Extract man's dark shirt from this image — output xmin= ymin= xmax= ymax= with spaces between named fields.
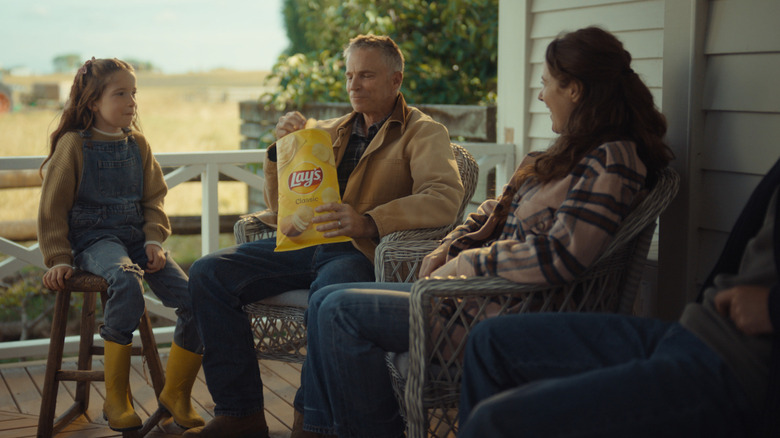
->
xmin=336 ymin=113 xmax=390 ymax=198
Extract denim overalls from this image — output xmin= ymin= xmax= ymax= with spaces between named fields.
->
xmin=68 ymin=129 xmax=202 ymax=353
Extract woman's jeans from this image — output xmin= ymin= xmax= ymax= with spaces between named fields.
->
xmin=459 ymin=313 xmax=758 ymax=438
xmin=297 ymin=282 xmax=412 ymax=438
xmin=188 ymin=239 xmax=374 ymax=417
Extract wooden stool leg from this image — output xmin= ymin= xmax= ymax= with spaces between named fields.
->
xmin=73 ymin=291 xmax=98 ymax=409
xmin=138 ymin=309 xmax=165 ymax=395
xmin=37 ymin=290 xmax=73 ymax=438
xmin=138 ymin=309 xmax=171 ymax=437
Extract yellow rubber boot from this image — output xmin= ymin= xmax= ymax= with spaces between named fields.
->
xmin=158 ymin=342 xmax=205 ymax=429
xmin=103 ymin=340 xmax=142 ymax=431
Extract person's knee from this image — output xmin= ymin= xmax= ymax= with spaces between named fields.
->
xmin=469 ymin=316 xmax=505 ymax=348
xmin=317 ymin=290 xmax=353 ymax=328
xmin=187 ymin=256 xmax=221 ymax=308
xmin=462 ymin=391 xmax=527 ymax=438
xmin=305 ymin=287 xmax=329 ymax=326
xmin=461 ymin=398 xmax=499 ymax=437
xmin=466 ymin=316 xmax=525 ymax=366
xmin=108 ymin=262 xmax=144 ymax=286
xmin=312 ymin=283 xmax=356 ymax=313
xmin=107 ymin=264 xmax=146 ymax=306
xmin=188 ymin=254 xmax=215 ymax=281
xmin=470 ymin=317 xmax=497 ymax=343
xmin=316 ymin=289 xmax=344 ymax=315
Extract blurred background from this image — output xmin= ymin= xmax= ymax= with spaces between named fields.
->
xmin=0 ymin=0 xmax=498 ymax=344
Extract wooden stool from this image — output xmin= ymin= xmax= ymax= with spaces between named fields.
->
xmin=37 ymin=271 xmax=170 ymax=437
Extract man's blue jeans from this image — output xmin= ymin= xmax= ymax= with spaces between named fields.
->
xmin=459 ymin=313 xmax=758 ymax=438
xmin=298 ymin=282 xmax=412 ymax=438
xmin=188 ymin=239 xmax=374 ymax=417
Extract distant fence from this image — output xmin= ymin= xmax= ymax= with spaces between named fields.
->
xmin=0 ymin=167 xmax=242 ymax=241
xmin=0 ymin=151 xmax=266 ymax=282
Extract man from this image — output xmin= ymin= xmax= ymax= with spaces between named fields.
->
xmin=458 ymin=156 xmax=780 ymax=438
xmin=183 ymin=35 xmax=464 ymax=437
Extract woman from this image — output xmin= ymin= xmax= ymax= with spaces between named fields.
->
xmin=293 ymin=26 xmax=675 ymax=438
xmin=458 ymin=155 xmax=780 ymax=438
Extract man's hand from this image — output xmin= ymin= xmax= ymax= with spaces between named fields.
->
xmin=313 ymin=203 xmax=378 ymax=239
xmin=43 ymin=265 xmax=74 ymax=291
xmin=275 ymin=111 xmax=307 ymax=139
xmin=714 ymin=285 xmax=773 ymax=336
xmin=145 ymin=244 xmax=166 ymax=273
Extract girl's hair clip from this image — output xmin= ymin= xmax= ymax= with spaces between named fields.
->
xmin=78 ymin=56 xmax=97 ymax=75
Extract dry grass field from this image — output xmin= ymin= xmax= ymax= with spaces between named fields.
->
xmin=0 ymin=69 xmax=271 ymax=223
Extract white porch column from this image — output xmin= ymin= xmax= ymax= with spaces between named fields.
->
xmin=497 ymin=0 xmax=531 ymax=174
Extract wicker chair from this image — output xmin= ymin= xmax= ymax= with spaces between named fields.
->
xmin=385 ymin=167 xmax=680 ymax=438
xmin=234 ymin=143 xmax=479 ymax=363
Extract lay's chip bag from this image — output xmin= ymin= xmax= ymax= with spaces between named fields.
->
xmin=275 ymin=127 xmax=351 ymax=251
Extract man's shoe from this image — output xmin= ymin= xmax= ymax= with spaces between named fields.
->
xmin=181 ymin=410 xmax=269 ymax=438
xmin=290 ymin=409 xmax=337 ymax=438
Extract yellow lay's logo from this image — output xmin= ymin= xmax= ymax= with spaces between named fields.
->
xmin=288 ymin=162 xmax=323 ymax=194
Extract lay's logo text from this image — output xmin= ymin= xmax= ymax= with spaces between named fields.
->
xmin=288 ymin=163 xmax=323 ymax=194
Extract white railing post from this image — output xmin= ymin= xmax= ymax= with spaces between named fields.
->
xmin=202 ymin=162 xmax=220 ymax=255
xmin=460 ymin=142 xmax=516 ymax=192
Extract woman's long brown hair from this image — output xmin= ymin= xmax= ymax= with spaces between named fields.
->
xmin=533 ymin=27 xmax=674 ymax=186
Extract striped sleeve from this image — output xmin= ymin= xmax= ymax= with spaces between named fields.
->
xmin=454 ymin=141 xmax=647 ymax=284
xmin=439 ymin=199 xmax=497 ymax=246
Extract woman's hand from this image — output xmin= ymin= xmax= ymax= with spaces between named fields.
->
xmin=145 ymin=244 xmax=166 ymax=273
xmin=43 ymin=265 xmax=73 ymax=291
xmin=430 ymin=257 xmax=460 ymax=278
xmin=420 ymin=244 xmax=449 ymax=278
xmin=714 ymin=285 xmax=773 ymax=336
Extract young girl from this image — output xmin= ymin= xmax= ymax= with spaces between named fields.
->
xmin=38 ymin=58 xmax=204 ymax=432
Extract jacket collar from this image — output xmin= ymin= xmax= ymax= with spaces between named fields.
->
xmin=336 ymin=93 xmax=408 ymax=140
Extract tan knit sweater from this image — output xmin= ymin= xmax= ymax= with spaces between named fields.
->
xmin=37 ymin=129 xmax=171 ymax=268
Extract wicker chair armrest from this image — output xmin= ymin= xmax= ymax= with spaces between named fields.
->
xmin=412 ymin=276 xmax=548 ymax=299
xmin=379 ymin=225 xmax=453 ymax=243
xmin=234 ymin=210 xmax=277 ymax=244
xmin=374 ymin=239 xmax=442 ymax=283
xmin=373 ymin=226 xmax=453 ymax=283
xmin=408 ymin=277 xmax=557 ymax=368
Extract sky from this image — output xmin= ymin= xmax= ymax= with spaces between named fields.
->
xmin=0 ymin=0 xmax=289 ymax=74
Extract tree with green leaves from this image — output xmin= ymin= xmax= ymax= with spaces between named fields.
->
xmin=52 ymin=54 xmax=82 ymax=73
xmin=265 ymin=0 xmax=498 ymax=109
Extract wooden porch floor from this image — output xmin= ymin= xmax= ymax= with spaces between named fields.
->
xmin=0 ymin=349 xmax=301 ymax=438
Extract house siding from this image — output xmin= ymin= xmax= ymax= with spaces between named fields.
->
xmin=525 ymin=0 xmax=665 ymax=152
xmin=498 ymin=0 xmax=780 ymax=318
xmin=693 ymin=0 xmax=780 ymax=292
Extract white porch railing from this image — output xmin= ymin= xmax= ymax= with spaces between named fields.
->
xmin=460 ymin=142 xmax=515 ymax=191
xmin=0 ymin=144 xmax=514 ymax=361
xmin=0 ymin=150 xmax=268 ymax=280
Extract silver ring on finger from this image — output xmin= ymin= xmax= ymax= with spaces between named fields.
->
xmin=338 ymin=220 xmax=342 ymax=228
